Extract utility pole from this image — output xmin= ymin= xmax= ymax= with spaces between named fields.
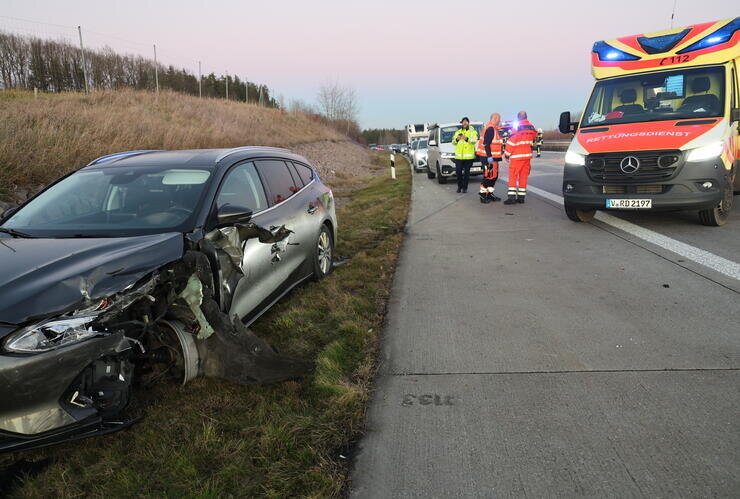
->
xmin=77 ymin=26 xmax=89 ymax=94
xmin=245 ymin=76 xmax=248 ymax=103
xmin=198 ymin=61 xmax=202 ymax=98
xmin=225 ymin=71 xmax=229 ymax=100
xmin=153 ymin=44 xmax=159 ymax=94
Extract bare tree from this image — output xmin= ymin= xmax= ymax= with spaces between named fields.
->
xmin=317 ymin=79 xmax=343 ymax=120
xmin=288 ymin=98 xmax=316 ymax=115
xmin=316 ymin=79 xmax=360 ymax=133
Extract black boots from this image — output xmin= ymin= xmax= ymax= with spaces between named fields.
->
xmin=480 ymin=192 xmax=501 ymax=204
xmin=504 ymin=195 xmax=525 ymax=204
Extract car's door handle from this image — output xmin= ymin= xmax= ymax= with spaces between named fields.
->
xmin=307 ymin=204 xmax=318 ymax=214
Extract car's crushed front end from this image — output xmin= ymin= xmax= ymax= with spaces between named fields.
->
xmin=0 ymin=225 xmax=309 ymax=453
xmin=0 ymin=233 xmax=183 ymax=452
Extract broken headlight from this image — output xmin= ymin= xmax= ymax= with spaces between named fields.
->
xmin=4 ymin=316 xmax=103 ymax=354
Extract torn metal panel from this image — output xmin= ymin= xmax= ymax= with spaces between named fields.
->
xmin=196 ymin=300 xmax=311 ymax=384
xmin=203 ymin=223 xmax=293 ymax=311
xmin=165 ymin=250 xmax=311 ymax=384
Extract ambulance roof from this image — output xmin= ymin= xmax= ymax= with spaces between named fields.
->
xmin=591 ymin=17 xmax=739 ymax=79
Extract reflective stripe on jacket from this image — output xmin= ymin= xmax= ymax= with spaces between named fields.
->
xmin=476 ymin=124 xmax=503 ymax=158
xmin=452 ymin=127 xmax=478 ymax=160
xmin=504 ymin=120 xmax=538 ymax=160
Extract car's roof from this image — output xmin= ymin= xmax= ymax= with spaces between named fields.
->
xmin=84 ymin=146 xmax=310 ymax=170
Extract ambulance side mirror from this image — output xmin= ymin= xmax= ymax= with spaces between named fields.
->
xmin=559 ymin=111 xmax=578 ymax=134
xmin=429 ymin=139 xmax=437 ymax=146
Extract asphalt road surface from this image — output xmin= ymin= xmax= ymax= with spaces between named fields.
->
xmin=350 ymin=152 xmax=739 ymax=497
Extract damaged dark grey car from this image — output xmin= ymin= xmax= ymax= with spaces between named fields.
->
xmin=0 ymin=147 xmax=337 ymax=452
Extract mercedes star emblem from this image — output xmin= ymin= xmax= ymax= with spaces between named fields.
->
xmin=619 ymin=156 xmax=640 ymax=174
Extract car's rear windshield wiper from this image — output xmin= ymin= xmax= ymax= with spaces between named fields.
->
xmin=0 ymin=227 xmax=35 ymax=238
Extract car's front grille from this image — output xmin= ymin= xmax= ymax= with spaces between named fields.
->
xmin=586 ymin=150 xmax=682 ymax=184
xmin=601 ymin=185 xmax=665 ymax=195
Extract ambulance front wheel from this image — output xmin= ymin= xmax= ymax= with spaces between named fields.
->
xmin=564 ymin=204 xmax=596 ymax=223
xmin=698 ymin=178 xmax=733 ymax=227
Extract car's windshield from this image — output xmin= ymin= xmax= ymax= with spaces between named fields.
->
xmin=2 ymin=166 xmax=213 ymax=237
xmin=440 ymin=125 xmax=483 ymax=143
xmin=581 ymin=66 xmax=725 ymax=128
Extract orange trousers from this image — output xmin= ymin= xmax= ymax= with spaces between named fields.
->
xmin=507 ymin=158 xmax=531 ymax=198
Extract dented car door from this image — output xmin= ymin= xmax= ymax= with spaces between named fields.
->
xmin=209 ymin=161 xmax=276 ymax=319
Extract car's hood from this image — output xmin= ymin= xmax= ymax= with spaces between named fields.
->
xmin=0 ymin=233 xmax=184 ymax=327
xmin=575 ymin=119 xmax=721 ymax=154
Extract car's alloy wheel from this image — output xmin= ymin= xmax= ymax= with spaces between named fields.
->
xmin=313 ymin=225 xmax=334 ymax=280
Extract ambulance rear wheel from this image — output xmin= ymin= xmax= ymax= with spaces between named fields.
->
xmin=698 ymin=180 xmax=732 ymax=227
xmin=564 ymin=204 xmax=596 ymax=222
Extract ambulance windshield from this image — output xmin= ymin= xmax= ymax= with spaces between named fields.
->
xmin=581 ymin=66 xmax=725 ymax=127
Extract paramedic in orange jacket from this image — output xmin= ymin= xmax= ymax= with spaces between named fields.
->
xmin=503 ymin=111 xmax=538 ymax=205
xmin=475 ymin=113 xmax=504 ymax=204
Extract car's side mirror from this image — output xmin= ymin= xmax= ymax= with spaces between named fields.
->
xmin=731 ymin=108 xmax=740 ymax=123
xmin=559 ymin=111 xmax=578 ymax=134
xmin=429 ymin=140 xmax=437 ymax=146
xmin=216 ymin=204 xmax=253 ymax=227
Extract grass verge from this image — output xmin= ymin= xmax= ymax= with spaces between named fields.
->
xmin=1 ymin=154 xmax=410 ymax=497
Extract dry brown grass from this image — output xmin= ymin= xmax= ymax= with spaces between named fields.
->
xmin=0 ymin=89 xmax=344 ymax=197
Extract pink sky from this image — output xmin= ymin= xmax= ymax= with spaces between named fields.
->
xmin=2 ymin=0 xmax=738 ymax=128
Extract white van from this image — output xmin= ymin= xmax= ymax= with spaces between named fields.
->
xmin=426 ymin=122 xmax=484 ymax=183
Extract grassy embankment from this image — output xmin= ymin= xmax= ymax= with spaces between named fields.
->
xmin=0 ymin=89 xmax=343 ymax=199
xmin=0 ymin=90 xmax=411 ymax=497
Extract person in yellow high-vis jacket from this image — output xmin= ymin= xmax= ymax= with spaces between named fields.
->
xmin=451 ymin=117 xmax=479 ymax=193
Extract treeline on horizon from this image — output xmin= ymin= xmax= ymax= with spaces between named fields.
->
xmin=0 ymin=30 xmax=279 ymax=107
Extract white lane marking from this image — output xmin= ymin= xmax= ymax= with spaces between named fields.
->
xmin=498 ymin=176 xmax=740 ymax=281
